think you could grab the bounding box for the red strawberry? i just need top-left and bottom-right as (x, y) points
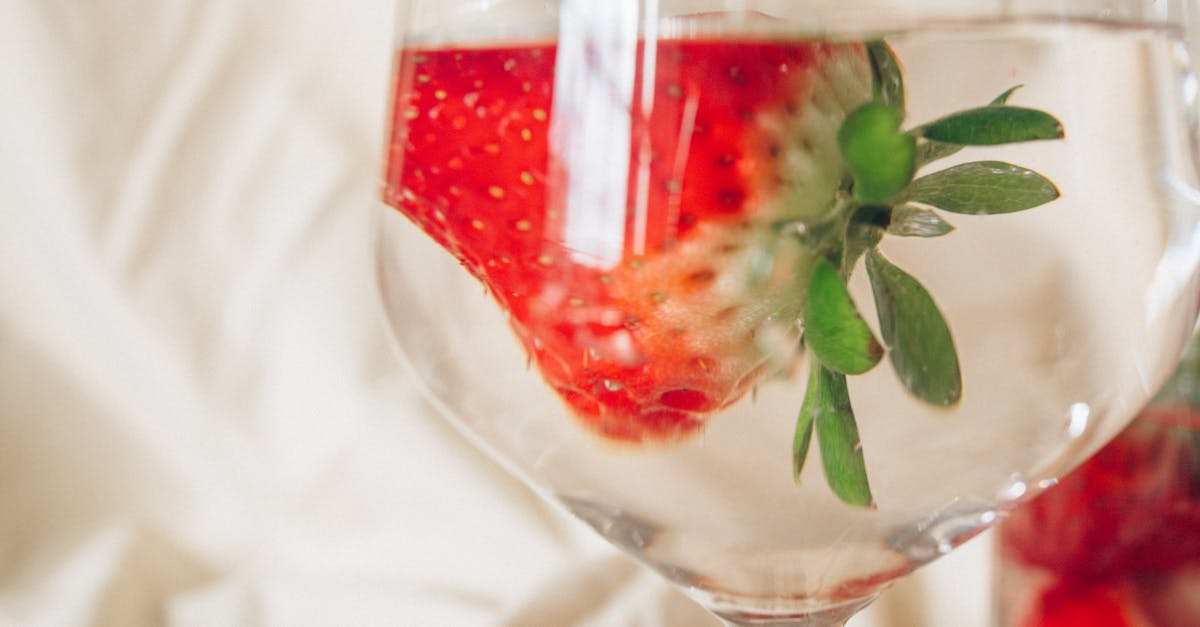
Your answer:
(1019, 580), (1139, 627)
(383, 39), (871, 442)
(998, 406), (1200, 579)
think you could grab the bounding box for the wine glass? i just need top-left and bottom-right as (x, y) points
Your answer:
(375, 1), (1200, 624)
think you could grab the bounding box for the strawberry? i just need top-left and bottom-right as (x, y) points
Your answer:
(383, 39), (872, 442)
(1018, 580), (1140, 627)
(998, 406), (1200, 580)
(1012, 570), (1200, 627)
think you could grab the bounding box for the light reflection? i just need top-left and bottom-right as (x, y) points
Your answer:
(631, 0), (660, 257)
(1066, 402), (1090, 438)
(551, 0), (640, 269)
(999, 474), (1028, 501)
(665, 90), (701, 250)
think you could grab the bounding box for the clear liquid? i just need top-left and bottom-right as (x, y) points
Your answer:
(378, 16), (1200, 611)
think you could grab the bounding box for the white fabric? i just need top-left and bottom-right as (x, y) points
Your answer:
(0, 2), (992, 625)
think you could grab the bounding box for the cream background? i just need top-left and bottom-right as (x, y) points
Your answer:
(0, 2), (992, 625)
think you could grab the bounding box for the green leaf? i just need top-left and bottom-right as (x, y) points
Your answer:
(990, 85), (1023, 105)
(839, 102), (917, 203)
(902, 161), (1060, 215)
(915, 138), (963, 167)
(866, 249), (962, 406)
(888, 206), (955, 237)
(911, 86), (1027, 167)
(795, 363), (873, 505)
(867, 40), (905, 114)
(793, 365), (819, 481)
(805, 365), (874, 507)
(920, 105), (1064, 145)
(805, 258), (884, 375)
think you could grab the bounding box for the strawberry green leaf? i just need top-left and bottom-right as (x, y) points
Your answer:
(920, 105), (1064, 145)
(902, 161), (1060, 215)
(793, 365), (819, 481)
(866, 249), (962, 406)
(914, 138), (962, 168)
(991, 84), (1023, 105)
(867, 40), (905, 114)
(805, 258), (884, 375)
(806, 365), (874, 507)
(888, 206), (955, 237)
(911, 86), (1027, 167)
(839, 102), (916, 203)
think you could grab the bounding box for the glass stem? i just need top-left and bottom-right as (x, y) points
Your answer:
(711, 594), (878, 627)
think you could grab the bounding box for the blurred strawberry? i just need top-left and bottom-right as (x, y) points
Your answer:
(999, 407), (1200, 579)
(1019, 580), (1140, 627)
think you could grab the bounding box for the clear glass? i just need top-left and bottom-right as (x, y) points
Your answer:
(376, 1), (1200, 624)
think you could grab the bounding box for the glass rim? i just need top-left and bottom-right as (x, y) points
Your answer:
(394, 1), (1191, 46)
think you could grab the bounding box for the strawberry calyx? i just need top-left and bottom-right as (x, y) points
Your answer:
(839, 102), (916, 204)
(791, 43), (1063, 506)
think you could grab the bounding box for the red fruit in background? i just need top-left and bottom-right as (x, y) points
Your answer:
(1132, 565), (1200, 627)
(1019, 580), (1138, 627)
(998, 406), (1200, 579)
(383, 39), (872, 442)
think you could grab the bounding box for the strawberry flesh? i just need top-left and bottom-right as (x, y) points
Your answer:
(383, 39), (871, 442)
